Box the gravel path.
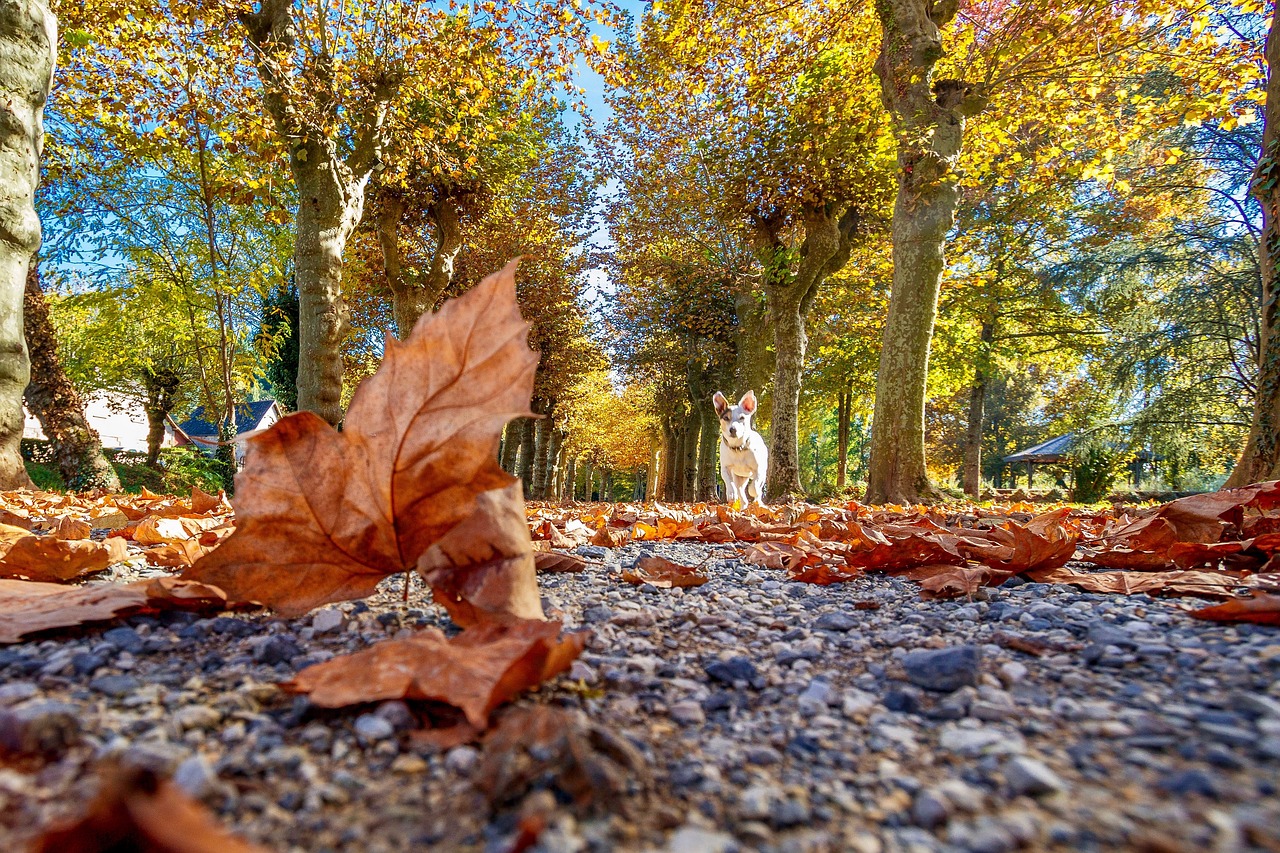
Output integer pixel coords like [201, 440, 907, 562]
[2, 540, 1279, 852]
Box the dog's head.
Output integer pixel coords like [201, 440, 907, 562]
[712, 391, 757, 446]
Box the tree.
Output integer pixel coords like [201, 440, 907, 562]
[23, 264, 119, 489]
[0, 0, 55, 488]
[866, 0, 1260, 503]
[1230, 5, 1280, 485]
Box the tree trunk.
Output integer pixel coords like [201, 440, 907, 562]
[660, 419, 677, 500]
[866, 0, 988, 505]
[697, 398, 718, 500]
[516, 416, 536, 489]
[141, 369, 180, 468]
[648, 436, 661, 500]
[377, 191, 465, 338]
[767, 291, 806, 497]
[602, 469, 613, 502]
[582, 458, 594, 501]
[23, 265, 119, 490]
[681, 410, 699, 502]
[239, 0, 398, 427]
[564, 454, 576, 501]
[0, 0, 54, 490]
[962, 321, 995, 498]
[530, 416, 550, 499]
[500, 420, 520, 474]
[836, 387, 851, 489]
[545, 429, 563, 501]
[1228, 9, 1280, 486]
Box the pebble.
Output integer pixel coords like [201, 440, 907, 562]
[901, 645, 982, 692]
[1004, 756, 1067, 796]
[103, 627, 145, 654]
[311, 609, 345, 634]
[89, 674, 140, 697]
[445, 745, 480, 774]
[666, 825, 737, 853]
[669, 700, 706, 726]
[353, 713, 395, 745]
[705, 656, 758, 686]
[812, 612, 858, 632]
[173, 754, 218, 798]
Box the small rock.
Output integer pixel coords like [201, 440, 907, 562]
[252, 635, 302, 666]
[739, 784, 778, 820]
[445, 744, 480, 774]
[582, 606, 613, 623]
[0, 701, 80, 754]
[939, 725, 1022, 756]
[997, 662, 1028, 686]
[577, 546, 608, 560]
[90, 674, 140, 698]
[841, 689, 877, 717]
[1005, 756, 1067, 797]
[173, 705, 222, 730]
[353, 713, 395, 745]
[744, 746, 782, 765]
[103, 627, 146, 654]
[0, 682, 37, 706]
[669, 700, 706, 726]
[912, 789, 950, 828]
[567, 661, 597, 684]
[901, 645, 982, 692]
[705, 656, 758, 686]
[1157, 769, 1219, 798]
[797, 679, 836, 715]
[813, 612, 858, 632]
[374, 700, 415, 731]
[173, 754, 217, 798]
[666, 825, 737, 853]
[311, 609, 345, 634]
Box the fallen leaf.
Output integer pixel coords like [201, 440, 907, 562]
[1189, 592, 1280, 626]
[534, 551, 587, 573]
[589, 525, 628, 548]
[185, 263, 543, 623]
[621, 555, 708, 588]
[788, 563, 862, 585]
[190, 485, 228, 515]
[0, 525, 129, 582]
[1026, 565, 1252, 597]
[281, 619, 587, 729]
[53, 516, 91, 540]
[32, 765, 266, 853]
[907, 564, 1009, 599]
[0, 579, 148, 643]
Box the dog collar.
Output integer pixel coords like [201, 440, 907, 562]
[722, 436, 747, 451]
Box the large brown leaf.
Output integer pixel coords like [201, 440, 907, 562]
[0, 523, 128, 582]
[281, 619, 587, 729]
[185, 262, 543, 622]
[621, 555, 709, 588]
[1189, 592, 1280, 626]
[32, 765, 266, 853]
[1025, 566, 1252, 597]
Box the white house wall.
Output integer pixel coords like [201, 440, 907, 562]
[23, 393, 177, 453]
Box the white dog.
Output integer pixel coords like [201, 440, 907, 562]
[712, 390, 769, 507]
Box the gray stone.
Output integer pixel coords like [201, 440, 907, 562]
[902, 646, 982, 692]
[173, 705, 222, 730]
[311, 609, 345, 634]
[374, 700, 416, 731]
[666, 826, 737, 853]
[813, 612, 858, 632]
[797, 679, 837, 715]
[841, 688, 878, 717]
[669, 700, 706, 726]
[0, 700, 80, 753]
[252, 635, 302, 666]
[0, 681, 37, 706]
[90, 674, 140, 697]
[103, 627, 145, 654]
[173, 754, 217, 798]
[1157, 769, 1219, 798]
[739, 784, 778, 820]
[445, 745, 480, 774]
[576, 546, 608, 560]
[912, 788, 951, 828]
[582, 606, 613, 623]
[1005, 756, 1066, 796]
[353, 713, 395, 745]
[939, 726, 1022, 756]
[705, 656, 758, 686]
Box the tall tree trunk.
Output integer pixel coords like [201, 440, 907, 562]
[836, 387, 851, 489]
[23, 265, 119, 490]
[141, 368, 180, 468]
[648, 436, 661, 500]
[659, 419, 676, 500]
[1228, 8, 1280, 487]
[602, 469, 613, 502]
[376, 191, 465, 338]
[517, 416, 536, 489]
[0, 0, 53, 489]
[866, 0, 988, 505]
[500, 420, 520, 474]
[681, 410, 699, 502]
[545, 429, 563, 501]
[755, 204, 860, 499]
[564, 454, 576, 501]
[582, 458, 594, 501]
[962, 321, 995, 498]
[239, 1, 398, 427]
[697, 399, 718, 500]
[530, 418, 553, 500]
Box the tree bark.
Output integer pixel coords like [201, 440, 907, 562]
[754, 204, 860, 499]
[1228, 8, 1280, 486]
[239, 0, 399, 427]
[545, 429, 563, 501]
[962, 321, 995, 498]
[681, 409, 699, 502]
[500, 420, 520, 474]
[661, 418, 680, 501]
[697, 401, 718, 500]
[866, 0, 988, 505]
[516, 416, 536, 489]
[141, 367, 180, 467]
[530, 417, 552, 500]
[648, 438, 660, 501]
[582, 458, 594, 501]
[563, 453, 576, 501]
[376, 191, 466, 338]
[836, 387, 851, 489]
[0, 0, 54, 489]
[23, 265, 119, 490]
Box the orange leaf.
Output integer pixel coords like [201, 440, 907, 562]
[282, 619, 587, 729]
[32, 765, 266, 853]
[621, 555, 708, 587]
[0, 524, 129, 582]
[534, 551, 587, 573]
[185, 263, 543, 624]
[1190, 592, 1280, 626]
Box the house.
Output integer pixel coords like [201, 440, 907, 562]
[176, 400, 283, 466]
[23, 391, 183, 455]
[1003, 432, 1160, 489]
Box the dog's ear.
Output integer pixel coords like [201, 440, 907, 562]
[712, 391, 728, 415]
[741, 390, 757, 414]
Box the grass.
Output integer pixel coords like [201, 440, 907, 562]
[25, 456, 186, 495]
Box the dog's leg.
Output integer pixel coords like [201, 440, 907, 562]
[720, 459, 735, 505]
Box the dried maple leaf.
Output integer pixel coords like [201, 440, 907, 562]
[282, 619, 587, 729]
[133, 516, 204, 546]
[0, 523, 129, 582]
[589, 525, 628, 548]
[1025, 566, 1251, 597]
[190, 485, 228, 515]
[621, 555, 708, 588]
[947, 509, 1079, 574]
[32, 765, 266, 853]
[1189, 592, 1280, 626]
[185, 263, 543, 623]
[534, 552, 587, 573]
[907, 564, 1009, 599]
[0, 577, 235, 643]
[53, 516, 91, 540]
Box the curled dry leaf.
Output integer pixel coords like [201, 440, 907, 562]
[0, 523, 129, 582]
[621, 555, 708, 588]
[0, 577, 234, 643]
[190, 485, 228, 515]
[907, 564, 1010, 599]
[533, 551, 588, 573]
[185, 263, 543, 623]
[53, 516, 91, 540]
[1189, 592, 1280, 626]
[281, 619, 587, 730]
[589, 525, 628, 548]
[32, 765, 266, 853]
[1026, 565, 1253, 597]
